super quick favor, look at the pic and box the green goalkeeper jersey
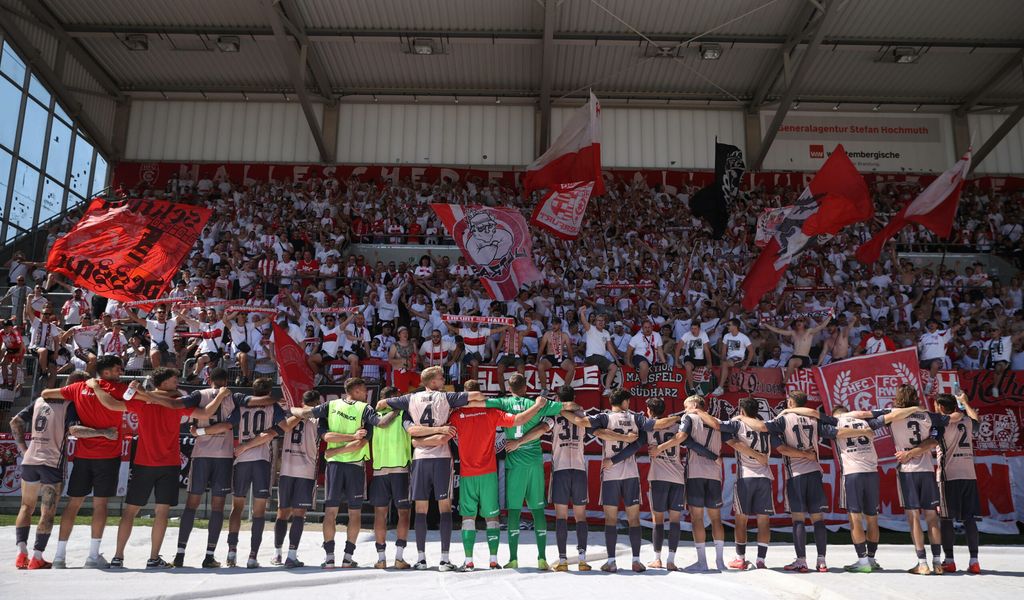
[485,396,564,469]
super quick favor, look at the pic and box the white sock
[607,558,616,565]
[857,557,869,565]
[274,546,282,556]
[55,541,67,560]
[578,550,586,562]
[34,549,44,559]
[632,555,640,563]
[969,558,979,566]
[441,552,449,562]
[288,549,297,560]
[653,551,662,561]
[89,538,101,559]
[395,546,404,561]
[418,551,426,562]
[378,548,386,561]
[695,543,707,565]
[667,551,676,563]
[919,558,929,567]
[17,541,27,553]
[489,554,497,563]
[714,540,724,561]
[343,551,353,561]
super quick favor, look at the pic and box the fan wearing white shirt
[676,321,712,392]
[713,319,751,395]
[307,311,356,383]
[626,320,665,386]
[581,307,620,396]
[917,318,964,375]
[983,325,1024,398]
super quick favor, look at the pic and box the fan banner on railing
[45,198,212,303]
[530,180,595,240]
[431,204,542,300]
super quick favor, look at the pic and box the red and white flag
[431,204,542,300]
[856,151,971,264]
[523,92,604,198]
[741,145,871,310]
[272,321,315,407]
[530,180,594,239]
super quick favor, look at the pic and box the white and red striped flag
[272,321,315,407]
[856,151,971,264]
[431,204,542,301]
[524,92,603,239]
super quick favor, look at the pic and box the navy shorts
[549,469,588,506]
[600,477,641,508]
[843,472,880,516]
[67,456,120,498]
[898,471,940,511]
[21,464,63,485]
[462,352,483,366]
[188,457,233,497]
[278,475,315,509]
[410,458,452,502]
[786,471,828,514]
[233,460,271,499]
[630,355,651,369]
[734,477,773,515]
[368,472,411,509]
[324,462,366,507]
[125,465,179,506]
[941,479,980,520]
[686,478,723,509]
[649,480,686,513]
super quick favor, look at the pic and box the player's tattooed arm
[506,420,553,452]
[895,437,938,463]
[68,425,118,440]
[727,439,767,466]
[190,387,229,419]
[407,424,456,438]
[376,410,399,427]
[9,414,27,454]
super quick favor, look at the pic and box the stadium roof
[2,0,1023,161]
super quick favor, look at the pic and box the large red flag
[523,92,604,197]
[856,151,971,264]
[741,145,871,309]
[46,198,212,303]
[431,204,542,300]
[272,322,315,407]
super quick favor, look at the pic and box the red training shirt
[125,399,193,467]
[62,380,129,459]
[451,408,515,477]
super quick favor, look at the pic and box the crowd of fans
[1,171,1022,424]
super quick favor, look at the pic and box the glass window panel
[9,160,39,235]
[46,118,71,180]
[69,132,93,197]
[28,75,50,105]
[40,176,63,223]
[0,148,11,211]
[0,41,25,86]
[0,75,21,150]
[66,191,85,212]
[53,101,71,125]
[19,99,48,167]
[90,153,108,196]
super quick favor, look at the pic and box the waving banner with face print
[431,204,542,300]
[46,198,212,303]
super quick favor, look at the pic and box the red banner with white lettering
[45,198,212,303]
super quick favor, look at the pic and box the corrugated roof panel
[825,0,1024,42]
[556,0,802,36]
[46,0,269,27]
[313,41,541,92]
[62,54,105,94]
[786,49,1024,103]
[554,44,772,98]
[296,0,542,32]
[72,92,117,135]
[80,37,291,89]
[8,7,59,68]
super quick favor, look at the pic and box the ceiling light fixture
[216,36,240,53]
[872,103,881,111]
[833,102,840,111]
[123,34,148,51]
[699,43,722,60]
[892,47,920,64]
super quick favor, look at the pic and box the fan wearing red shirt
[856,323,896,355]
[93,367,228,568]
[40,355,131,569]
[296,251,320,290]
[414,381,546,571]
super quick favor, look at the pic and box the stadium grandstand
[0,1,1022,597]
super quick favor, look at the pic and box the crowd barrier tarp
[112,161,1024,196]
